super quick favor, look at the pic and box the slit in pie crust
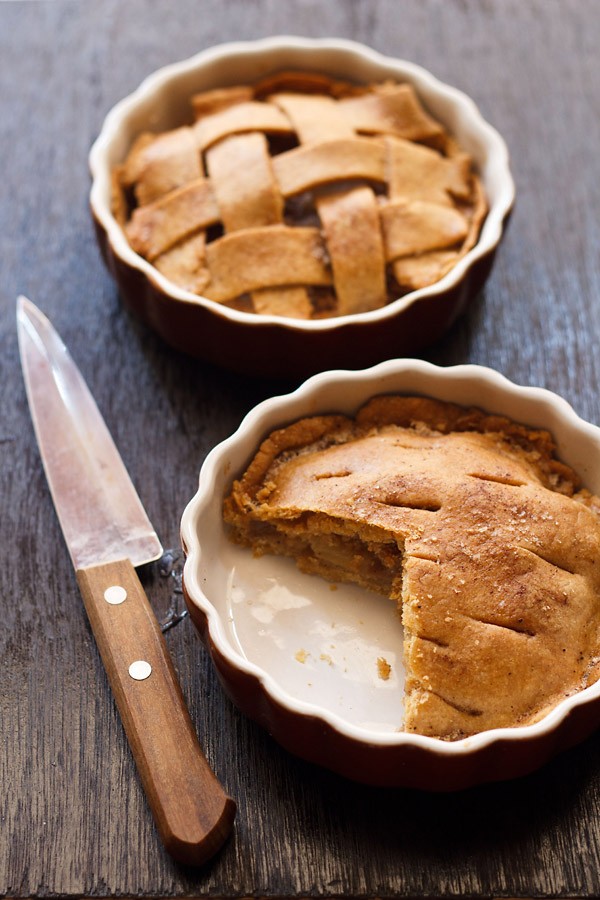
[223,395,600,740]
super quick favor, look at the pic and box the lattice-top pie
[113,72,487,319]
[223,395,600,739]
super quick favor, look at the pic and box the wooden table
[2,1,600,896]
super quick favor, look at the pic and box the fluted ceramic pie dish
[89,37,515,378]
[181,360,600,790]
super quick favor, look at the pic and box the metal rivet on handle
[129,660,152,681]
[104,585,127,605]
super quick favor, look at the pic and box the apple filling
[223,395,600,739]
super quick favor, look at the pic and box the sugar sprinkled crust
[223,395,600,740]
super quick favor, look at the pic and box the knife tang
[76,557,236,866]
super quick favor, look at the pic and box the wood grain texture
[76,559,236,866]
[1,0,600,896]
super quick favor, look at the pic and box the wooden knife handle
[76,558,236,866]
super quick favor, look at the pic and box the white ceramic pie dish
[181,359,600,790]
[89,37,515,378]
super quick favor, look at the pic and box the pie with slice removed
[223,395,600,739]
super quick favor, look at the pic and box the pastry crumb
[377,657,392,680]
[295,648,309,663]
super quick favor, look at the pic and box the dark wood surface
[2,0,600,896]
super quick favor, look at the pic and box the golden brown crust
[223,395,600,740]
[114,73,487,318]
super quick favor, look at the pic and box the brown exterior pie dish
[90,38,515,378]
[181,361,600,790]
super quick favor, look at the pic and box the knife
[17,296,235,866]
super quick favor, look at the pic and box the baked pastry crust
[223,395,600,740]
[114,72,486,319]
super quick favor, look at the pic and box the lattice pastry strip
[206,131,312,317]
[126,178,218,261]
[317,186,387,314]
[193,101,293,152]
[337,84,446,145]
[272,90,470,312]
[386,136,473,205]
[115,73,486,318]
[274,91,387,314]
[271,92,355,144]
[191,85,253,118]
[381,200,469,259]
[391,178,487,290]
[153,231,208,295]
[126,137,389,261]
[202,225,331,303]
[272,137,387,196]
[206,132,283,231]
[385,134,482,290]
[119,127,202,207]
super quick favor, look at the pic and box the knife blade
[17,295,235,865]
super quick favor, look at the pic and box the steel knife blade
[17,296,235,865]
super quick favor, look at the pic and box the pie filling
[223,395,600,740]
[113,71,487,319]
[241,512,403,599]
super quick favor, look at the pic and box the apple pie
[223,395,600,740]
[113,71,486,319]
